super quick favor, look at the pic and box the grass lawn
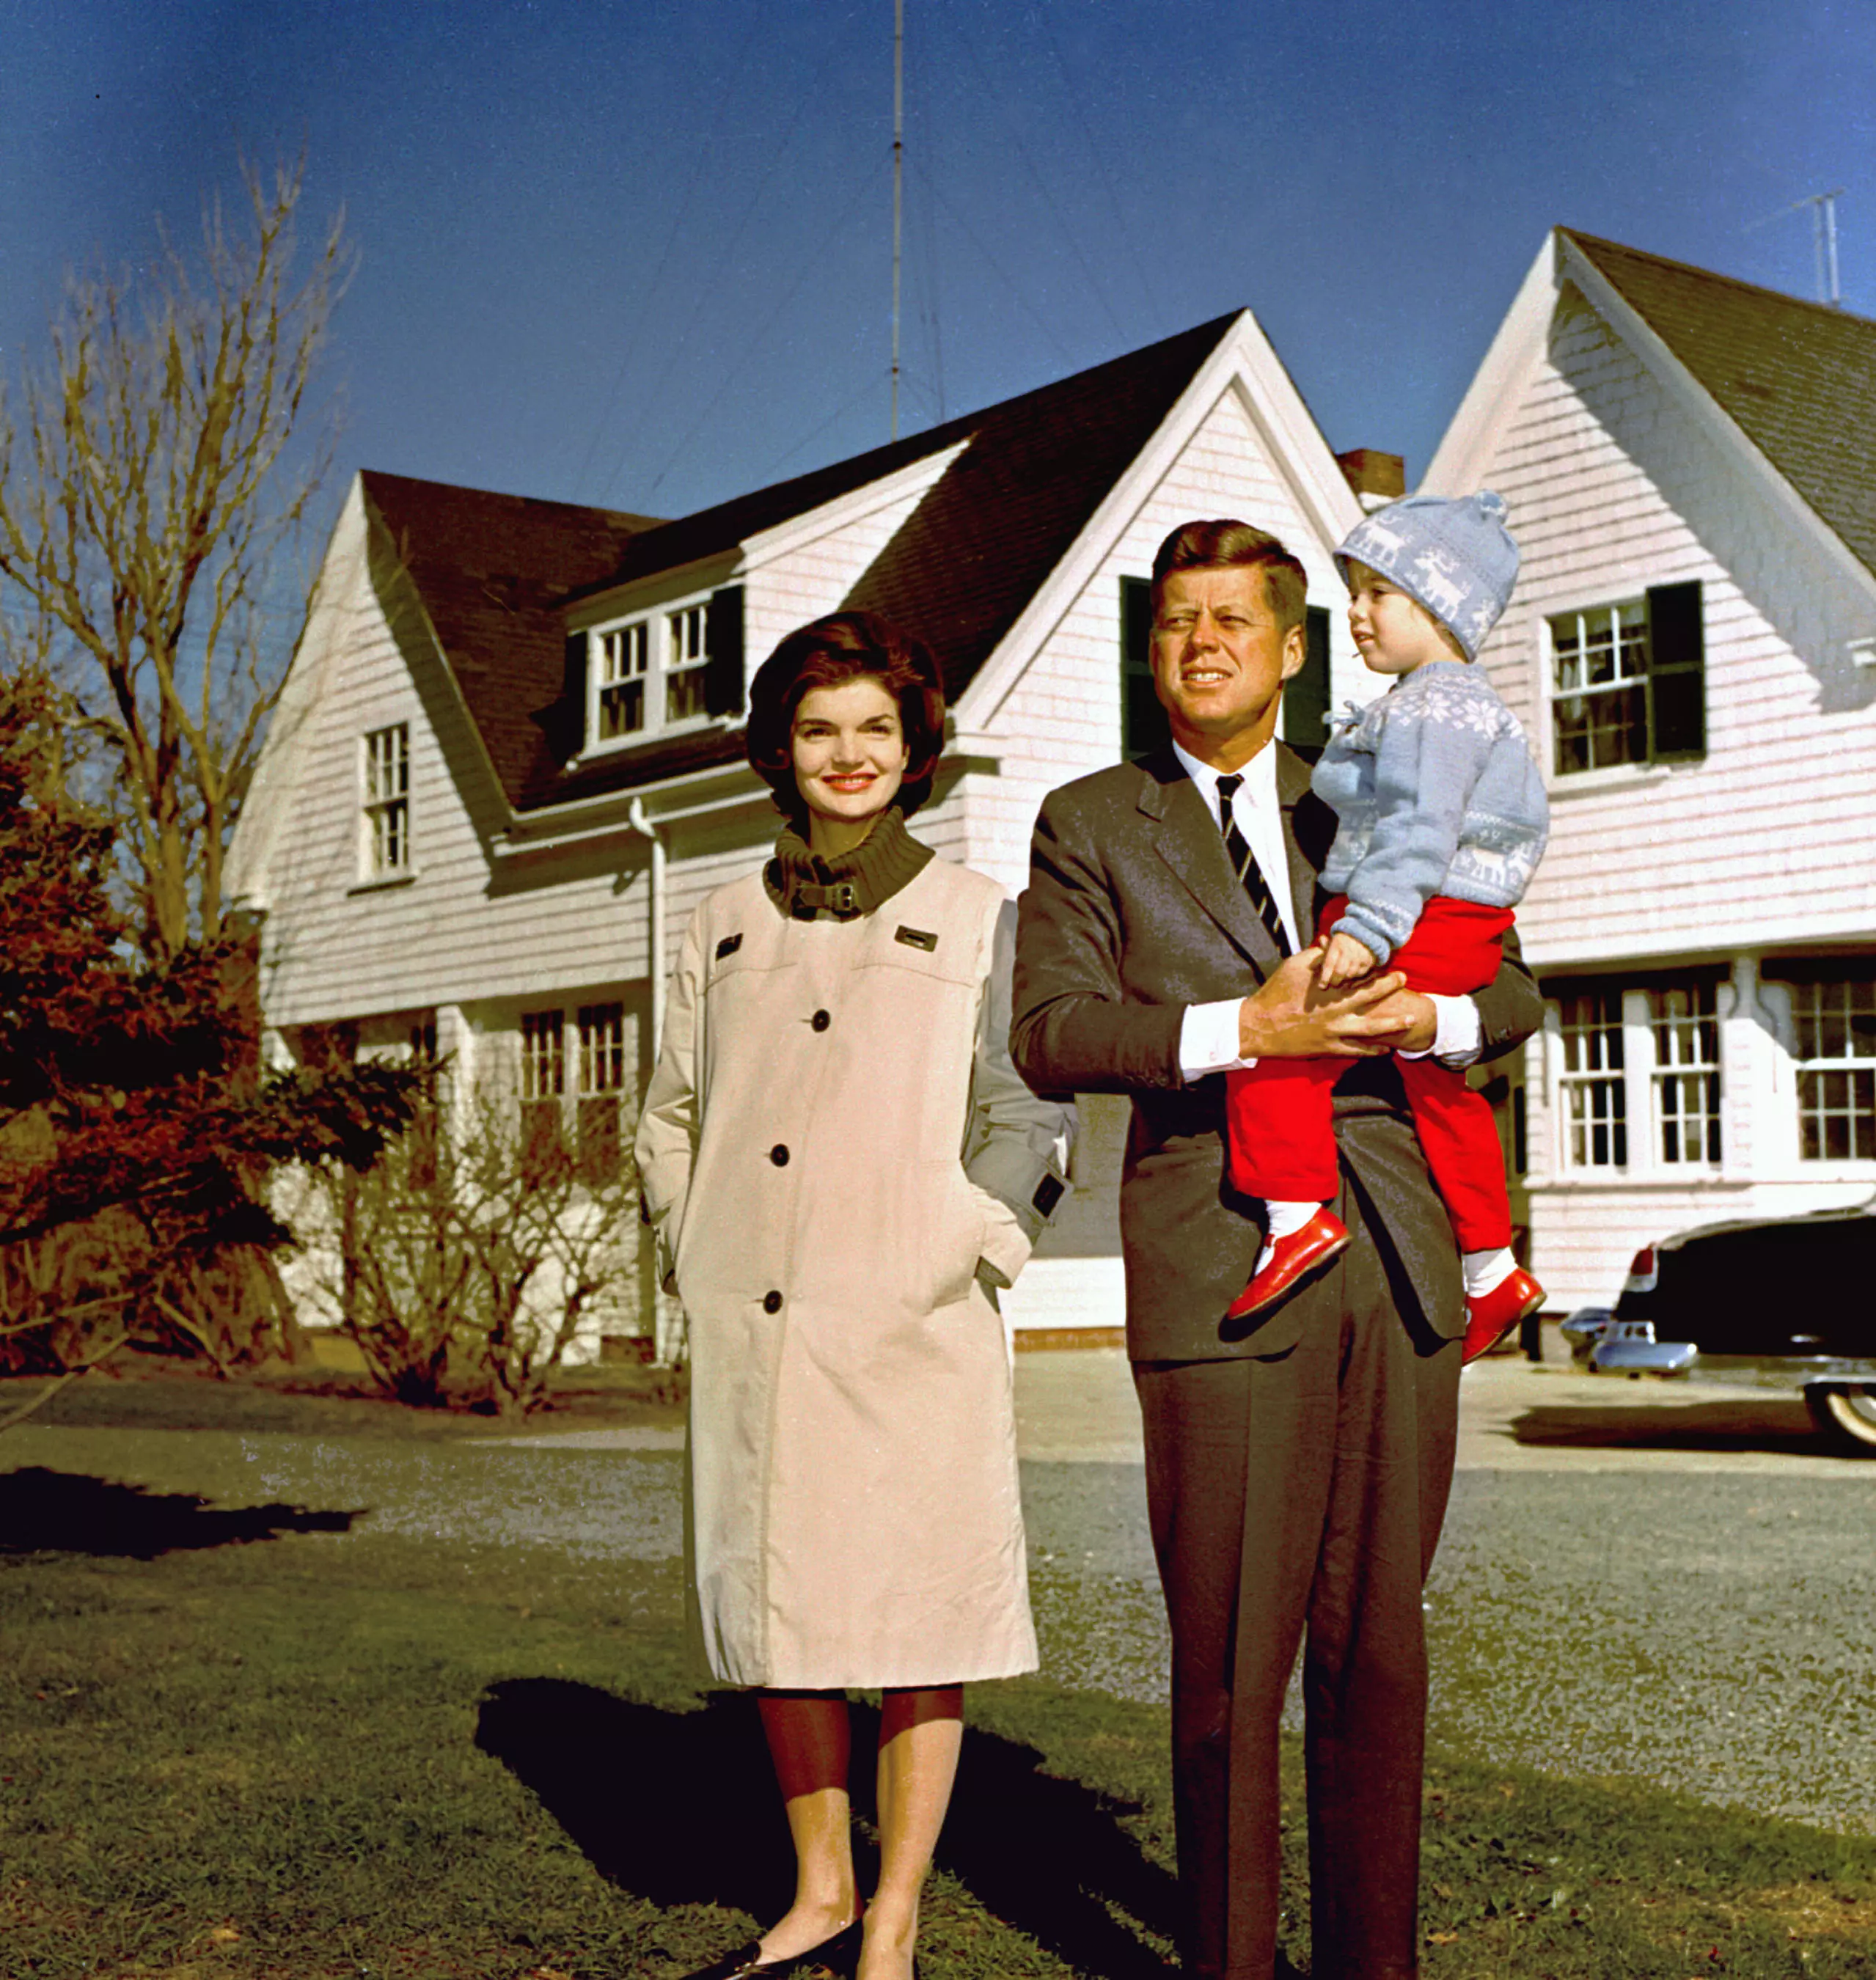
[1,1368,1872,1979]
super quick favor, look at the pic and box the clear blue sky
[4,0,1875,532]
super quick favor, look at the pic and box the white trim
[738,438,972,569]
[359,719,414,881]
[362,480,517,832]
[225,479,370,910]
[1556,235,1876,616]
[957,311,1365,730]
[580,588,719,757]
[1422,233,1564,496]
[567,551,741,633]
[492,759,771,859]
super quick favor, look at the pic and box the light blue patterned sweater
[1312,660,1549,967]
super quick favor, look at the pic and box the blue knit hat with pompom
[1334,491,1520,660]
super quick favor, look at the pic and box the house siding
[1463,281,1876,1309]
[239,375,1379,1346]
[956,386,1373,1323]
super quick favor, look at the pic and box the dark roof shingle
[364,311,1241,813]
[1564,229,1876,579]
[359,472,662,807]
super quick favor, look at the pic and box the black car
[1594,1192,1876,1455]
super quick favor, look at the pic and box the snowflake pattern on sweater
[1311,661,1549,967]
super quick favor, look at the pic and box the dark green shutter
[704,584,746,719]
[1283,605,1332,755]
[564,628,589,744]
[1646,579,1704,761]
[1120,576,1168,758]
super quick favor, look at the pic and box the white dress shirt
[1168,737,1483,1079]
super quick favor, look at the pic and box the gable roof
[840,314,1239,703]
[367,313,1242,814]
[360,472,663,810]
[1561,230,1876,581]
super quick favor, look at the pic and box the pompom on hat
[1334,491,1520,660]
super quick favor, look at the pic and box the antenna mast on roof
[891,0,904,439]
[1748,187,1847,306]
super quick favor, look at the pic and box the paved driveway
[1009,1337,1857,1475]
[1007,1343,1876,1836]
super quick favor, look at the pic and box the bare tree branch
[0,152,352,957]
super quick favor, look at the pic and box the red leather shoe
[1224,1209,1349,1321]
[1462,1266,1545,1363]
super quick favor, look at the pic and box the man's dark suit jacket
[1011,742,1543,1365]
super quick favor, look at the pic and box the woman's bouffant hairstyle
[746,612,947,826]
[1151,518,1308,634]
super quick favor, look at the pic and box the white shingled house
[1424,228,1876,1311]
[228,310,1403,1355]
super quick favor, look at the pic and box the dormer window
[596,623,648,740]
[583,587,742,752]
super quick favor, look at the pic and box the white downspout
[626,798,667,1052]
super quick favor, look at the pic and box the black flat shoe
[677,1915,863,1980]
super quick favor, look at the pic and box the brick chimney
[1335,449,1405,513]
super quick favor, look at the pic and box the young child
[1224,490,1550,1361]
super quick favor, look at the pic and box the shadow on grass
[1510,1396,1826,1455]
[476,1677,1177,1980]
[0,1466,361,1558]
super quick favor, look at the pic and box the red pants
[1224,895,1517,1253]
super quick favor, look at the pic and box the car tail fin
[1623,1244,1658,1293]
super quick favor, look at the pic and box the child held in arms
[1225,491,1550,1360]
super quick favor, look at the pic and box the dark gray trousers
[1133,1178,1462,1980]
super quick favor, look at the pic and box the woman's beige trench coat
[635,852,1071,1690]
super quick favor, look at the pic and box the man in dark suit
[1011,520,1541,1980]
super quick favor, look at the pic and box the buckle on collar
[796,879,860,918]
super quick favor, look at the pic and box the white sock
[1256,1199,1321,1277]
[1463,1246,1517,1299]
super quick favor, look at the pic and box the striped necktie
[1214,773,1291,956]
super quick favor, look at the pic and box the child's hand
[1316,931,1379,986]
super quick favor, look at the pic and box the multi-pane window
[362,724,410,876]
[596,623,648,740]
[1787,974,1876,1161]
[1549,581,1706,776]
[585,593,724,747]
[520,1008,565,1181]
[577,1002,626,1182]
[1558,990,1627,1170]
[1551,601,1649,773]
[664,605,711,725]
[1652,983,1722,1166]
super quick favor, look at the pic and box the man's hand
[1362,985,1438,1055]
[1237,946,1432,1060]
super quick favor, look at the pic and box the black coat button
[770,1143,790,1166]
[811,1009,831,1032]
[763,1290,783,1313]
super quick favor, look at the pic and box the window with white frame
[664,604,711,724]
[594,623,648,741]
[1652,983,1722,1166]
[586,595,722,748]
[1552,979,1729,1175]
[1551,601,1649,774]
[520,1008,565,1181]
[1780,970,1876,1162]
[1548,581,1706,777]
[1557,989,1627,1170]
[577,1001,626,1182]
[361,724,410,876]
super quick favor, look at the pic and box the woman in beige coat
[635,612,1070,1980]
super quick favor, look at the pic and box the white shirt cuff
[1399,992,1483,1068]
[1179,999,1256,1079]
